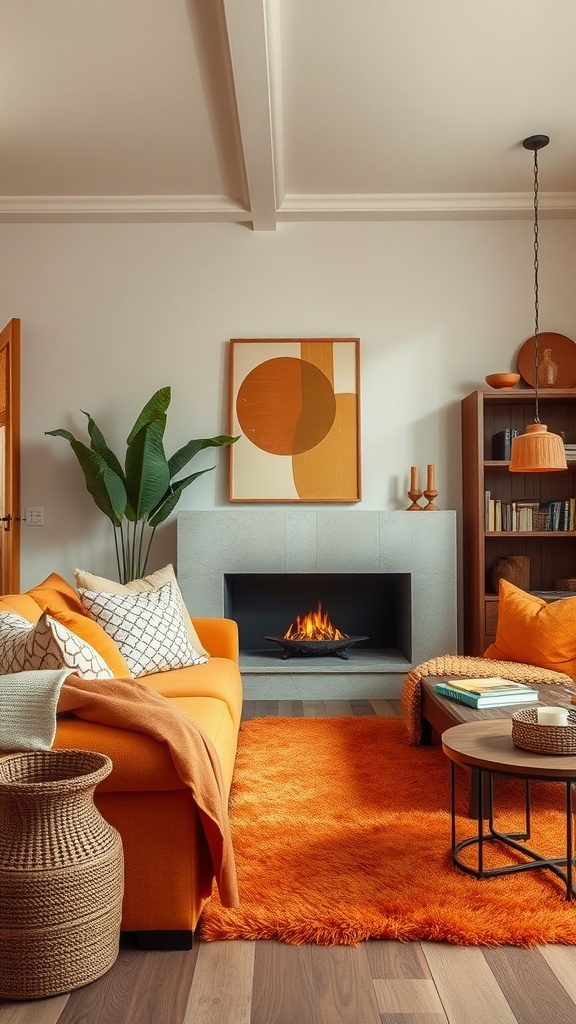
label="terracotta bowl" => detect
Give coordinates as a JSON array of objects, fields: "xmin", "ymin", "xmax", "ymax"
[{"xmin": 485, "ymin": 372, "xmax": 521, "ymax": 389}]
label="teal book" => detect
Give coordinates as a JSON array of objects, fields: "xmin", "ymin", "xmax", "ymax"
[{"xmin": 434, "ymin": 681, "xmax": 538, "ymax": 708}]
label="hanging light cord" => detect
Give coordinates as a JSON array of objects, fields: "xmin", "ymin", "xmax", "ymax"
[{"xmin": 532, "ymin": 146, "xmax": 541, "ymax": 422}]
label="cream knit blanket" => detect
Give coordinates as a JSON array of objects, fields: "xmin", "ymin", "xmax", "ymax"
[{"xmin": 0, "ymin": 669, "xmax": 73, "ymax": 752}]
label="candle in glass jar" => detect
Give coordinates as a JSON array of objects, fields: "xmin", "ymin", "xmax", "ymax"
[
  {"xmin": 410, "ymin": 466, "xmax": 418, "ymax": 491},
  {"xmin": 427, "ymin": 464, "xmax": 435, "ymax": 491},
  {"xmin": 537, "ymin": 706, "xmax": 570, "ymax": 726}
]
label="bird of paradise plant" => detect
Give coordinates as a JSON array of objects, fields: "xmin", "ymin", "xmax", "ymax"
[{"xmin": 46, "ymin": 386, "xmax": 238, "ymax": 583}]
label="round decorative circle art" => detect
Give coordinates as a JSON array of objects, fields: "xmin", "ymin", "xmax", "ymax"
[
  {"xmin": 236, "ymin": 357, "xmax": 336, "ymax": 455},
  {"xmin": 517, "ymin": 332, "xmax": 576, "ymax": 388}
]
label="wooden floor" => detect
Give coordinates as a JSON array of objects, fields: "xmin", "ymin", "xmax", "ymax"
[{"xmin": 3, "ymin": 699, "xmax": 576, "ymax": 1024}]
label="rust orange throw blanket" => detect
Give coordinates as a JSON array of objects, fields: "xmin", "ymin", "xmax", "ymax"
[
  {"xmin": 198, "ymin": 716, "xmax": 576, "ymax": 947},
  {"xmin": 57, "ymin": 674, "xmax": 238, "ymax": 908},
  {"xmin": 400, "ymin": 655, "xmax": 572, "ymax": 744}
]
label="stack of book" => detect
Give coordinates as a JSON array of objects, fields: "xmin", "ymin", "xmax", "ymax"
[
  {"xmin": 564, "ymin": 443, "xmax": 576, "ymax": 464},
  {"xmin": 434, "ymin": 677, "xmax": 539, "ymax": 708}
]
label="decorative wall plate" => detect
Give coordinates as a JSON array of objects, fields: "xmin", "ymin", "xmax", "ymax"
[{"xmin": 517, "ymin": 332, "xmax": 576, "ymax": 388}]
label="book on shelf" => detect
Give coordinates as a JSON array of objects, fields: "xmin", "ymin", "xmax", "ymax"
[
  {"xmin": 491, "ymin": 428, "xmax": 519, "ymax": 461},
  {"xmin": 434, "ymin": 680, "xmax": 539, "ymax": 708},
  {"xmin": 484, "ymin": 492, "xmax": 576, "ymax": 532},
  {"xmin": 564, "ymin": 443, "xmax": 576, "ymax": 464},
  {"xmin": 512, "ymin": 499, "xmax": 540, "ymax": 532}
]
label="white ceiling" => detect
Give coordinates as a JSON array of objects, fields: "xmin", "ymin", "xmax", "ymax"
[{"xmin": 2, "ymin": 0, "xmax": 576, "ymax": 230}]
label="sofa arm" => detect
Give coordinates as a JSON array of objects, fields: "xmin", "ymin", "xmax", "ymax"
[{"xmin": 192, "ymin": 617, "xmax": 239, "ymax": 662}]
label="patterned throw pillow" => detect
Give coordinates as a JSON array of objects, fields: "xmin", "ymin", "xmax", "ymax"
[
  {"xmin": 0, "ymin": 610, "xmax": 114, "ymax": 679},
  {"xmin": 77, "ymin": 581, "xmax": 208, "ymax": 678},
  {"xmin": 74, "ymin": 564, "xmax": 209, "ymax": 658}
]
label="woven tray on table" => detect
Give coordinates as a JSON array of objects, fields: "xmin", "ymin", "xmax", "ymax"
[{"xmin": 512, "ymin": 707, "xmax": 576, "ymax": 755}]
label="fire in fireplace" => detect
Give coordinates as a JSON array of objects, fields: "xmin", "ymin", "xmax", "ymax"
[
  {"xmin": 286, "ymin": 601, "xmax": 346, "ymax": 641},
  {"xmin": 265, "ymin": 601, "xmax": 368, "ymax": 660}
]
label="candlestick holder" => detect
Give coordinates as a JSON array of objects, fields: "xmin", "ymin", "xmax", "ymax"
[
  {"xmin": 406, "ymin": 488, "xmax": 423, "ymax": 511},
  {"xmin": 422, "ymin": 486, "xmax": 439, "ymax": 511},
  {"xmin": 423, "ymin": 463, "xmax": 439, "ymax": 510}
]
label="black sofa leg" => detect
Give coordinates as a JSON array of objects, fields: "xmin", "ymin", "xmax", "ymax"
[{"xmin": 121, "ymin": 930, "xmax": 194, "ymax": 951}]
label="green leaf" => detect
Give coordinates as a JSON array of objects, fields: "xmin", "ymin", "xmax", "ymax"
[
  {"xmin": 45, "ymin": 429, "xmax": 127, "ymax": 525},
  {"xmin": 81, "ymin": 411, "xmax": 125, "ymax": 480},
  {"xmin": 147, "ymin": 468, "xmax": 214, "ymax": 528},
  {"xmin": 127, "ymin": 387, "xmax": 171, "ymax": 446},
  {"xmin": 168, "ymin": 434, "xmax": 239, "ymax": 478},
  {"xmin": 45, "ymin": 428, "xmax": 76, "ymax": 442},
  {"xmin": 124, "ymin": 421, "xmax": 171, "ymax": 521},
  {"xmin": 71, "ymin": 441, "xmax": 127, "ymax": 525}
]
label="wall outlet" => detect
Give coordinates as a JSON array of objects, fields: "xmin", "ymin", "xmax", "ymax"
[{"xmin": 26, "ymin": 507, "xmax": 44, "ymax": 526}]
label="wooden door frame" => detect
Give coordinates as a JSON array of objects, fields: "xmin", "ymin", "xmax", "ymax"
[{"xmin": 0, "ymin": 318, "xmax": 21, "ymax": 593}]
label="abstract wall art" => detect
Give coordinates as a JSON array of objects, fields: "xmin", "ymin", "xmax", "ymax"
[{"xmin": 229, "ymin": 338, "xmax": 361, "ymax": 502}]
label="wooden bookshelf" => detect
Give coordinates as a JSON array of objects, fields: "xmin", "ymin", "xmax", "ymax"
[{"xmin": 461, "ymin": 388, "xmax": 576, "ymax": 655}]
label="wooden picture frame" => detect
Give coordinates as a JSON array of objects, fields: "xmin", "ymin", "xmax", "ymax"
[{"xmin": 229, "ymin": 338, "xmax": 361, "ymax": 503}]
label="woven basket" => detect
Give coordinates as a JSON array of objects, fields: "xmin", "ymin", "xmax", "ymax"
[
  {"xmin": 555, "ymin": 579, "xmax": 576, "ymax": 592},
  {"xmin": 512, "ymin": 707, "xmax": 576, "ymax": 755},
  {"xmin": 0, "ymin": 749, "xmax": 124, "ymax": 1000}
]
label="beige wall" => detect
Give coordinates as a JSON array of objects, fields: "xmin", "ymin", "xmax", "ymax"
[{"xmin": 1, "ymin": 218, "xmax": 575, "ymax": 591}]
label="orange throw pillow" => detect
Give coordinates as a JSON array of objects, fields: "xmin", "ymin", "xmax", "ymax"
[
  {"xmin": 0, "ymin": 593, "xmax": 42, "ymax": 622},
  {"xmin": 46, "ymin": 608, "xmax": 132, "ymax": 678},
  {"xmin": 25, "ymin": 573, "xmax": 131, "ymax": 677},
  {"xmin": 484, "ymin": 579, "xmax": 576, "ymax": 680},
  {"xmin": 27, "ymin": 572, "xmax": 86, "ymax": 615}
]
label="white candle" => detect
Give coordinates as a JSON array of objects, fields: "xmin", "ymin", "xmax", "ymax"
[{"xmin": 537, "ymin": 706, "xmax": 570, "ymax": 726}]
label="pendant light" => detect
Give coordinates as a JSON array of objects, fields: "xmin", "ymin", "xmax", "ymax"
[{"xmin": 509, "ymin": 134, "xmax": 567, "ymax": 473}]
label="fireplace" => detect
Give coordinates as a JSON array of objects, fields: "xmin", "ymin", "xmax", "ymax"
[
  {"xmin": 177, "ymin": 509, "xmax": 457, "ymax": 698},
  {"xmin": 223, "ymin": 572, "xmax": 411, "ymax": 660}
]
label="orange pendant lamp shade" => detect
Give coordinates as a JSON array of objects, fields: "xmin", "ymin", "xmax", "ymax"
[
  {"xmin": 509, "ymin": 422, "xmax": 567, "ymax": 472},
  {"xmin": 508, "ymin": 134, "xmax": 567, "ymax": 475}
]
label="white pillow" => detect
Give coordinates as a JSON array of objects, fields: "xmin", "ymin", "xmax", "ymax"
[
  {"xmin": 77, "ymin": 580, "xmax": 209, "ymax": 678},
  {"xmin": 0, "ymin": 610, "xmax": 114, "ymax": 679},
  {"xmin": 74, "ymin": 563, "xmax": 209, "ymax": 658}
]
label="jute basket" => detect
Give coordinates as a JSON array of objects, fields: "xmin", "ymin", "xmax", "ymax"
[
  {"xmin": 0, "ymin": 749, "xmax": 124, "ymax": 1000},
  {"xmin": 512, "ymin": 707, "xmax": 576, "ymax": 755}
]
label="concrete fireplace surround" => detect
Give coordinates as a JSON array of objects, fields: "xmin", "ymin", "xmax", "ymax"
[{"xmin": 177, "ymin": 510, "xmax": 457, "ymax": 699}]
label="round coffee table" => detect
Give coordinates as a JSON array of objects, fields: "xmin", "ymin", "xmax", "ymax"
[{"xmin": 442, "ymin": 719, "xmax": 576, "ymax": 900}]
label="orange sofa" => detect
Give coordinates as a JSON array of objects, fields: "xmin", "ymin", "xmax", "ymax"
[{"xmin": 0, "ymin": 574, "xmax": 243, "ymax": 950}]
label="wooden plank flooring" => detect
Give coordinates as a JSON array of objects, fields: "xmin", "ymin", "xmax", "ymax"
[{"xmin": 2, "ymin": 699, "xmax": 576, "ymax": 1024}]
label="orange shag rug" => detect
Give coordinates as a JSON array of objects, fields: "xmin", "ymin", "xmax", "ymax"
[{"xmin": 198, "ymin": 716, "xmax": 576, "ymax": 947}]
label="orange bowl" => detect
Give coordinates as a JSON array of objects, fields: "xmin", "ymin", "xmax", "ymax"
[{"xmin": 485, "ymin": 372, "xmax": 521, "ymax": 389}]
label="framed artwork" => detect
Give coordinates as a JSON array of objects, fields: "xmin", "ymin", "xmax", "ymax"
[{"xmin": 229, "ymin": 338, "xmax": 361, "ymax": 502}]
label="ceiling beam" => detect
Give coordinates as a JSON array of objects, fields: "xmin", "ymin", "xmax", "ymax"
[{"xmin": 221, "ymin": 0, "xmax": 278, "ymax": 230}]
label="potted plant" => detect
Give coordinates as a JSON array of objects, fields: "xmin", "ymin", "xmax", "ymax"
[{"xmin": 46, "ymin": 386, "xmax": 238, "ymax": 583}]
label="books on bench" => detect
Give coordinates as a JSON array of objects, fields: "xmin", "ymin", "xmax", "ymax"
[{"xmin": 434, "ymin": 677, "xmax": 539, "ymax": 708}]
